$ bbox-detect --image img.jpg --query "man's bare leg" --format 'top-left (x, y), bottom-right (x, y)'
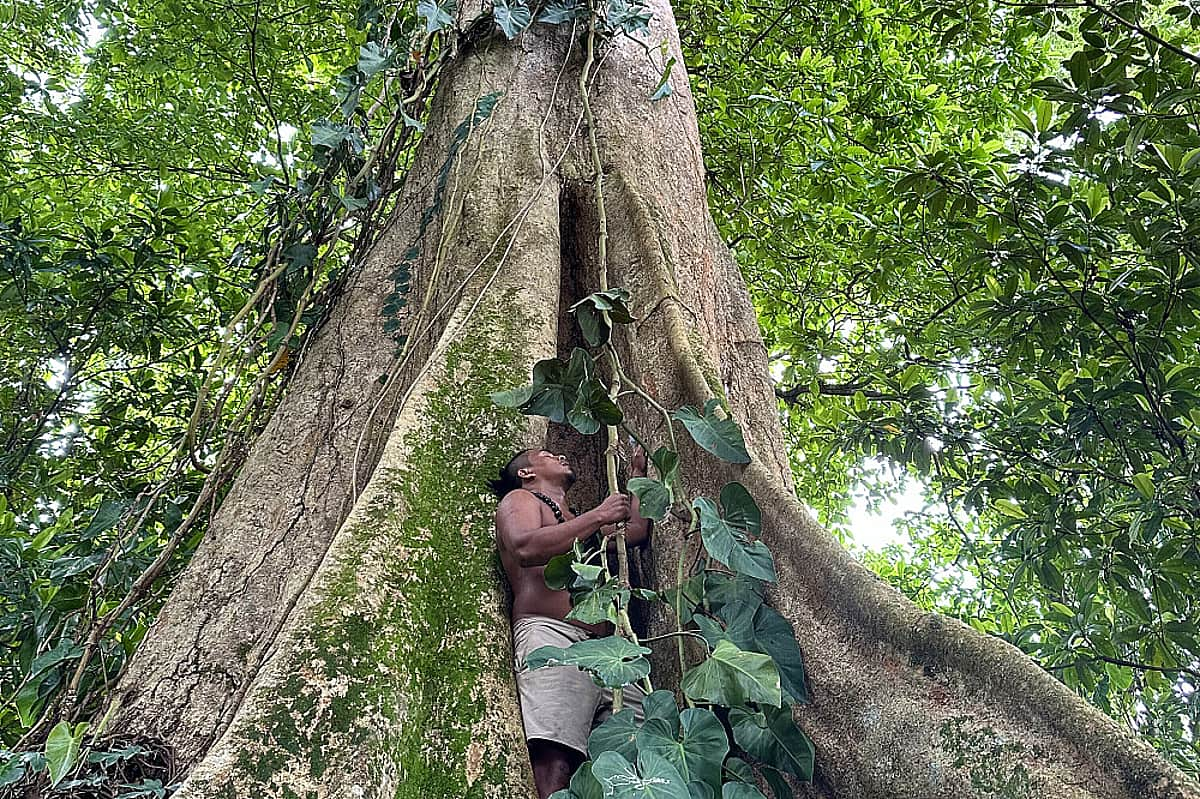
top-left (528, 739), bottom-right (582, 798)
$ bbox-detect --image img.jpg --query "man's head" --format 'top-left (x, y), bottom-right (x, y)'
top-left (488, 448), bottom-right (576, 498)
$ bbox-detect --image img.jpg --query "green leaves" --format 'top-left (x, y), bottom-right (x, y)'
top-left (591, 751), bottom-right (693, 799)
top-left (604, 0), bottom-right (652, 33)
top-left (681, 640), bottom-right (781, 707)
top-left (356, 43), bottom-right (395, 79)
top-left (694, 487), bottom-right (776, 583)
top-left (590, 708), bottom-right (641, 761)
top-left (697, 601), bottom-right (807, 703)
top-left (570, 288), bottom-right (636, 347)
top-left (629, 477), bottom-right (671, 521)
top-left (45, 720), bottom-right (87, 787)
top-left (673, 399), bottom-right (750, 463)
top-left (310, 120), bottom-right (362, 152)
top-left (537, 0), bottom-right (586, 23)
top-left (637, 704), bottom-right (729, 789)
top-left (417, 0), bottom-right (456, 32)
top-left (491, 348), bottom-right (622, 434)
top-left (492, 0), bottom-right (533, 38)
top-left (730, 706), bottom-right (814, 782)
top-left (526, 636), bottom-right (651, 688)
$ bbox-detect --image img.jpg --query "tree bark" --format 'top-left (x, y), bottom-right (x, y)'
top-left (108, 0), bottom-right (1200, 797)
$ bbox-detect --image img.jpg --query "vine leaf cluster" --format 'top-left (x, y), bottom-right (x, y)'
top-left (492, 290), bottom-right (814, 799)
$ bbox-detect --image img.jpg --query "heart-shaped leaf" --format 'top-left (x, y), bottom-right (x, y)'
top-left (694, 497), bottom-right (776, 583)
top-left (493, 0), bottom-right (532, 37)
top-left (719, 483), bottom-right (760, 538)
top-left (356, 42), bottom-right (394, 78)
top-left (681, 640), bottom-right (781, 707)
top-left (570, 288), bottom-right (636, 346)
top-left (526, 636), bottom-right (651, 688)
top-left (650, 446), bottom-right (680, 487)
top-left (537, 0), bottom-right (586, 22)
top-left (592, 750), bottom-right (693, 799)
top-left (589, 707), bottom-right (640, 761)
top-left (45, 721), bottom-right (85, 787)
top-left (673, 399), bottom-right (749, 463)
top-left (637, 704), bottom-right (729, 789)
top-left (417, 0), bottom-right (456, 31)
top-left (703, 572), bottom-right (765, 613)
top-left (703, 602), bottom-right (807, 703)
top-left (567, 582), bottom-right (628, 624)
top-left (730, 706), bottom-right (814, 781)
top-left (491, 349), bottom-right (620, 433)
top-left (629, 477), bottom-right (671, 521)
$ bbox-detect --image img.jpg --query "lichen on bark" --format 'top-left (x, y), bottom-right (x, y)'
top-left (173, 306), bottom-right (542, 798)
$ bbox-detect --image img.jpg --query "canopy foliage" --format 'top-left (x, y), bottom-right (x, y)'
top-left (1, 0), bottom-right (1198, 786)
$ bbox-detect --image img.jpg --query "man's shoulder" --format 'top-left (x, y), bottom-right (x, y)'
top-left (495, 489), bottom-right (541, 520)
top-left (497, 488), bottom-right (538, 508)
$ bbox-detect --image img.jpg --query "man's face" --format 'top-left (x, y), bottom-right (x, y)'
top-left (519, 449), bottom-right (576, 486)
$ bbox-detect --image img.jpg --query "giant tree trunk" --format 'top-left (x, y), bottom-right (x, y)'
top-left (108, 0), bottom-right (1200, 797)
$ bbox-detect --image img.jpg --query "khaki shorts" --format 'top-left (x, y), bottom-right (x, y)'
top-left (512, 615), bottom-right (645, 756)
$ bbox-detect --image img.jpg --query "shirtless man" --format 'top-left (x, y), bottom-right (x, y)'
top-left (491, 448), bottom-right (652, 799)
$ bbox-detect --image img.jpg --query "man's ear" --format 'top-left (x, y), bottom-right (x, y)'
top-left (517, 467), bottom-right (534, 481)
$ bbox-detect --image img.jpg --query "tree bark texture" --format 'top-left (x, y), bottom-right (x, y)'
top-left (109, 0), bottom-right (1200, 796)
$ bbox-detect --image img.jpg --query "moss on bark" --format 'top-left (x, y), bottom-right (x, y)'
top-left (174, 306), bottom-right (539, 798)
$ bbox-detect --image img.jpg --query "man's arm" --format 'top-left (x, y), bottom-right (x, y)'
top-left (497, 491), bottom-right (630, 567)
top-left (603, 447), bottom-right (652, 547)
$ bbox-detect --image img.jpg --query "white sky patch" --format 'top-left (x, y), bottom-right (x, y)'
top-left (44, 358), bottom-right (69, 389)
top-left (844, 463), bottom-right (927, 550)
top-left (83, 13), bottom-right (106, 48)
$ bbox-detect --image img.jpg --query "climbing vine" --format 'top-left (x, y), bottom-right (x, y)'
top-left (493, 300), bottom-right (815, 798)
top-left (491, 6), bottom-right (812, 795)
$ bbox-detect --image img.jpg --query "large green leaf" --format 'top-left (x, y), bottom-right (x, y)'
top-left (591, 751), bottom-right (693, 799)
top-left (83, 500), bottom-right (125, 537)
top-left (719, 483), bottom-right (760, 538)
top-left (491, 349), bottom-right (621, 434)
top-left (637, 704), bottom-right (729, 789)
top-left (722, 784), bottom-right (768, 799)
top-left (550, 760), bottom-right (605, 799)
top-left (694, 497), bottom-right (777, 582)
top-left (730, 706), bottom-right (814, 781)
top-left (416, 0), bottom-right (456, 32)
top-left (492, 0), bottom-right (532, 38)
top-left (570, 288), bottom-right (636, 346)
top-left (703, 573), bottom-right (765, 613)
top-left (650, 446), bottom-right (681, 488)
top-left (706, 601), bottom-right (807, 703)
top-left (568, 582), bottom-right (628, 625)
top-left (526, 636), bottom-right (651, 688)
top-left (681, 640), bottom-right (781, 707)
top-left (570, 378), bottom-right (623, 435)
top-left (0, 755), bottom-right (26, 788)
top-left (589, 707), bottom-right (640, 761)
top-left (536, 0), bottom-right (586, 22)
top-left (544, 549), bottom-right (581, 591)
top-left (45, 720), bottom-right (85, 787)
top-left (629, 477), bottom-right (671, 521)
top-left (356, 43), bottom-right (394, 79)
top-left (673, 399), bottom-right (750, 463)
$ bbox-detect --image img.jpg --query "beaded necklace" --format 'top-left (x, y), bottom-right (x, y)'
top-left (529, 490), bottom-right (573, 523)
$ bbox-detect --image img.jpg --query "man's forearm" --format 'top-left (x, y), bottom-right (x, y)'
top-left (513, 510), bottom-right (605, 566)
